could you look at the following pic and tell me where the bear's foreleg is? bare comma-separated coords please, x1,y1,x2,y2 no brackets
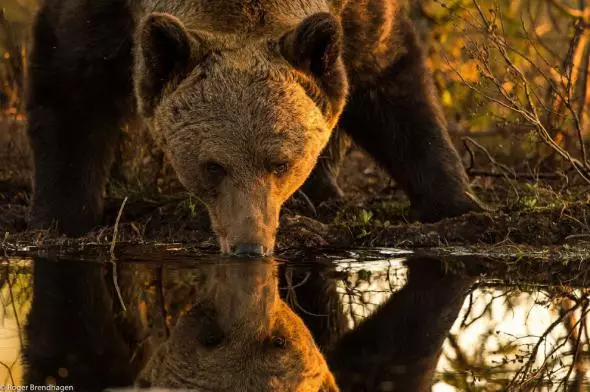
26,4,134,236
341,17,483,222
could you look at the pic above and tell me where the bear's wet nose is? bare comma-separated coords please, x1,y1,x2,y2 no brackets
232,243,266,257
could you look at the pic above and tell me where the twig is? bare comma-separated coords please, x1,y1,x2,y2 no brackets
109,197,128,313
558,300,588,390
296,190,317,217
468,169,565,180
110,196,128,257
0,361,15,385
565,234,590,241
4,265,22,350
507,300,582,388
463,136,516,177
156,266,170,338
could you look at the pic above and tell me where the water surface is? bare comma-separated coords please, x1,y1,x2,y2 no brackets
0,246,588,391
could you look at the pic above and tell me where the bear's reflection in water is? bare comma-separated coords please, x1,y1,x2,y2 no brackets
24,256,475,391
137,261,337,390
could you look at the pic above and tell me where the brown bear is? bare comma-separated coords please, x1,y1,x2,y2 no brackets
26,0,482,255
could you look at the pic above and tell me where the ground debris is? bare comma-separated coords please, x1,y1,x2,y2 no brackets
1,149,589,253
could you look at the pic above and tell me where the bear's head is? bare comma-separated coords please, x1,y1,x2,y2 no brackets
135,12,348,256
136,260,339,391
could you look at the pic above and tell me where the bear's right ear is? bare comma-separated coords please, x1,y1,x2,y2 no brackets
279,13,343,80
279,13,348,121
136,13,205,117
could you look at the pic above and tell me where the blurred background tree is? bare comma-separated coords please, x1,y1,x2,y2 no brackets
0,0,37,111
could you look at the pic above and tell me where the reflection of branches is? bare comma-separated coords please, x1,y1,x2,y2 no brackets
461,287,510,329
558,298,589,391
337,259,590,389
337,261,407,328
283,269,328,318
0,361,15,385
437,282,590,391
510,300,580,388
4,264,23,348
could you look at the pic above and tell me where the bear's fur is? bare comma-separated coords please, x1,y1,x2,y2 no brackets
26,0,482,254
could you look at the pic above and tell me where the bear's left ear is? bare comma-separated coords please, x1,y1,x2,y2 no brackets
136,13,206,117
280,13,343,79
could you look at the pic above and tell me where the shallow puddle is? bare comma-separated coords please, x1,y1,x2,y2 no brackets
0,246,588,391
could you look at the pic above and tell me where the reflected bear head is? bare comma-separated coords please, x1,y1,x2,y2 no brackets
136,260,338,391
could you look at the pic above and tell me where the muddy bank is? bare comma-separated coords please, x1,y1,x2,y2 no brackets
1,144,589,253
1,183,589,256
279,202,590,249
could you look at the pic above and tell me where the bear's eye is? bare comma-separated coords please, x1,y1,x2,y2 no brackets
203,161,227,184
271,335,287,348
272,163,289,177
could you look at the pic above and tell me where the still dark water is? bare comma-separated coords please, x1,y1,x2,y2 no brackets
0,246,588,391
